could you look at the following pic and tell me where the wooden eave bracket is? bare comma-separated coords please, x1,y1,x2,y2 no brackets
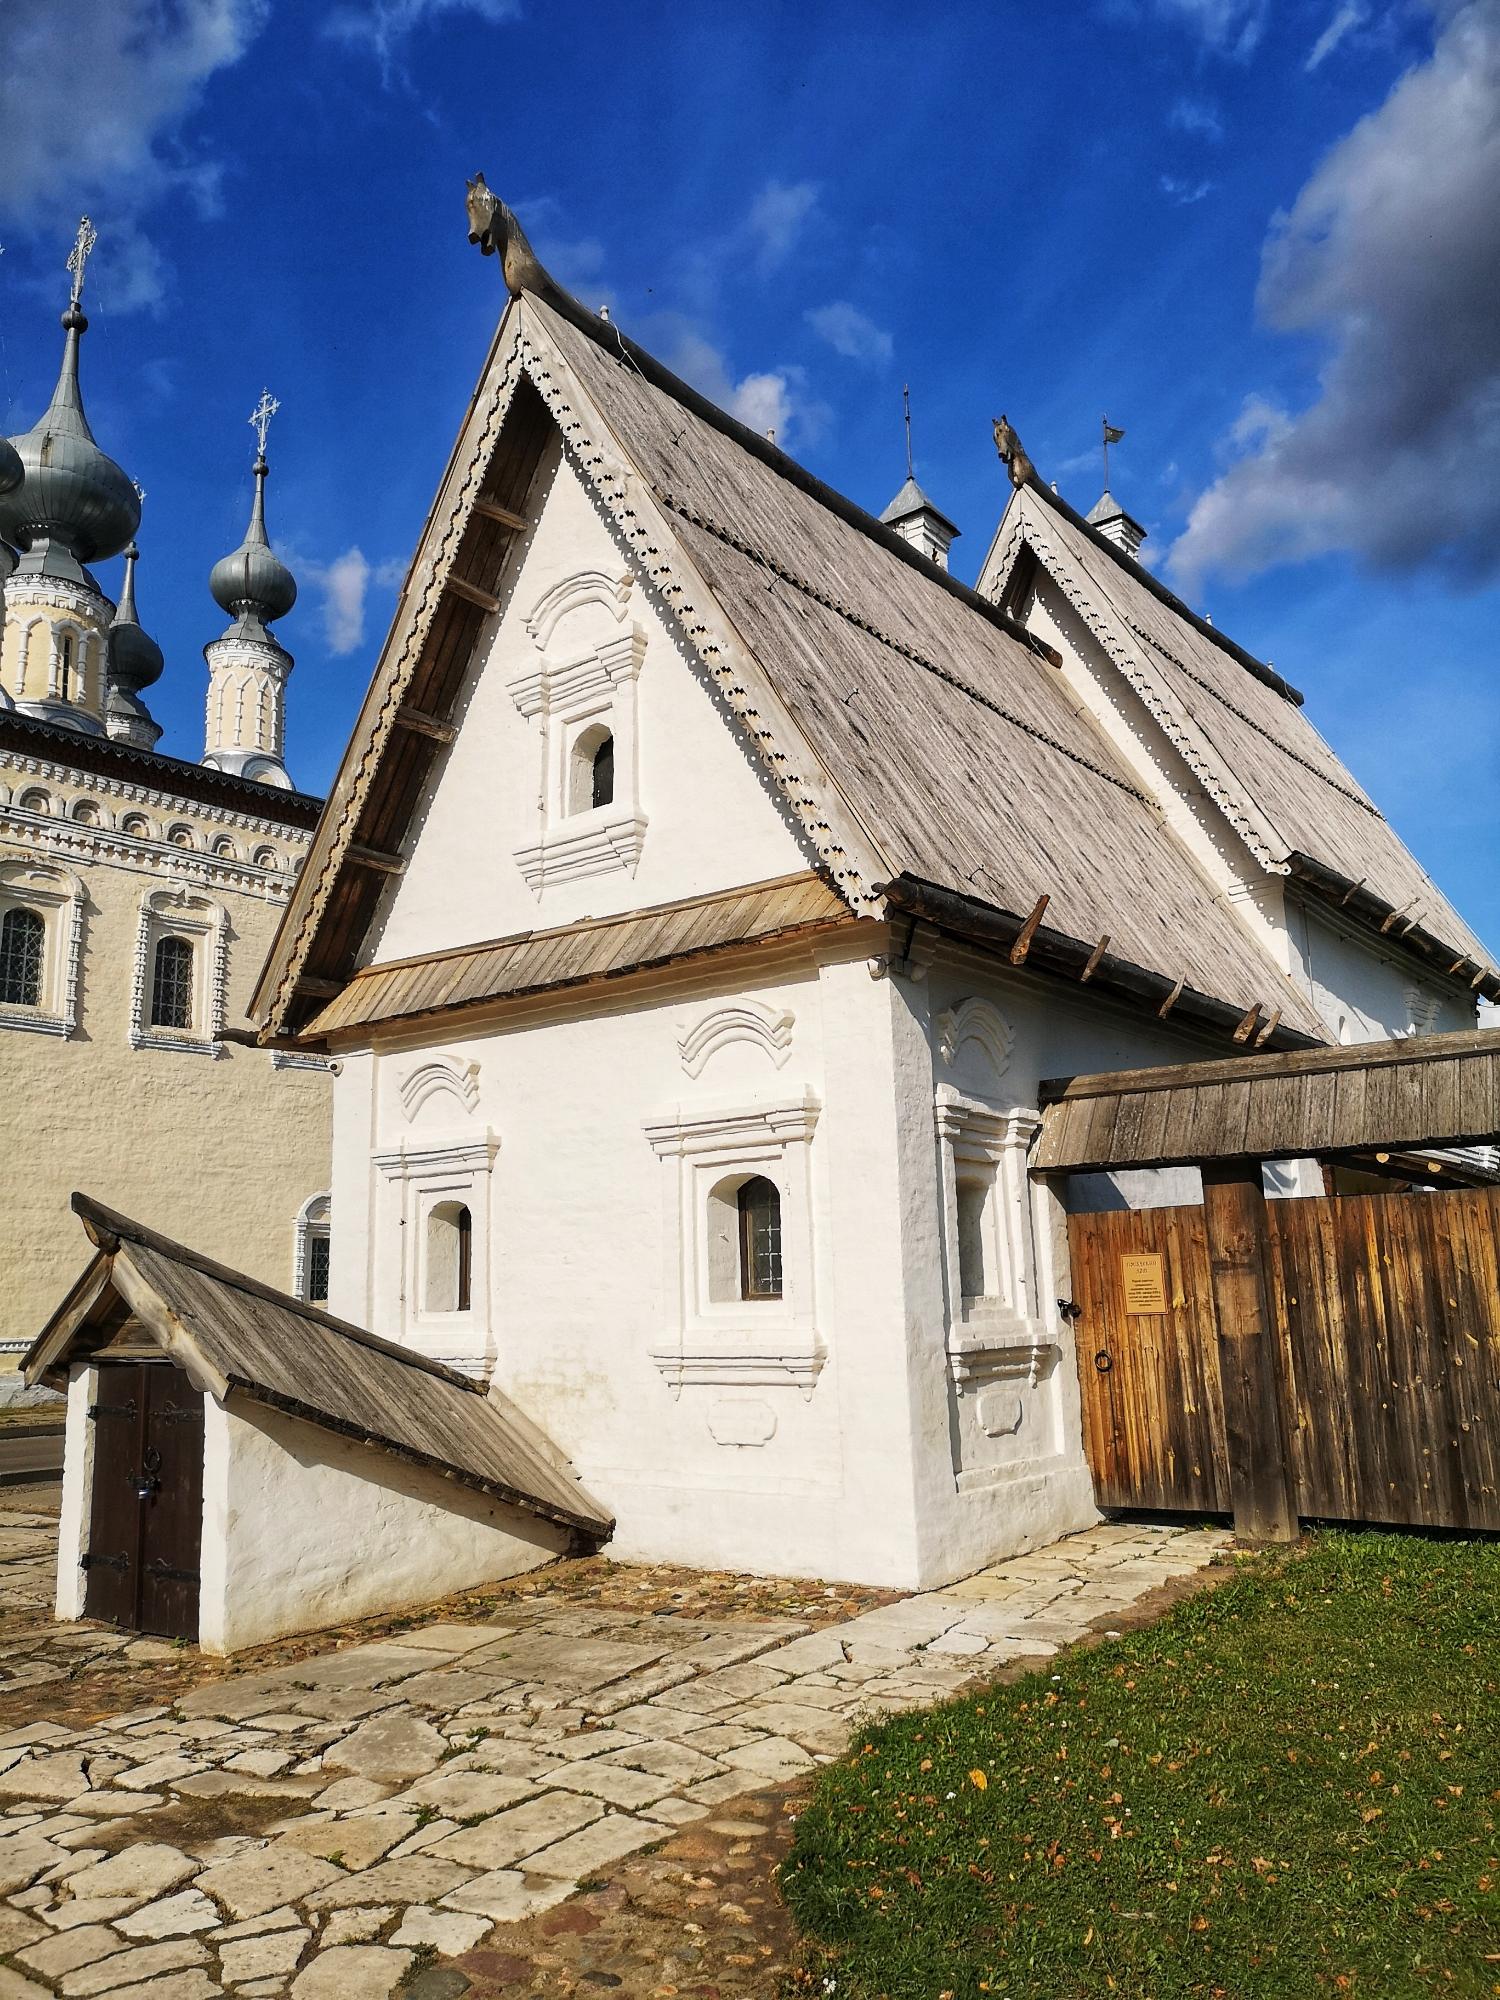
446,575,503,616
1008,894,1050,966
347,843,406,877
393,704,457,745
470,496,530,532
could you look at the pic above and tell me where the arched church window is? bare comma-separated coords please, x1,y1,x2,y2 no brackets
150,935,194,1030
17,789,50,816
591,733,614,810
57,632,74,701
737,1176,782,1301
0,908,45,1009
167,824,195,849
121,813,151,839
211,836,237,860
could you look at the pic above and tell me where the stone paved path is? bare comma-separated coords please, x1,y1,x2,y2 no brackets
0,1518,1229,1996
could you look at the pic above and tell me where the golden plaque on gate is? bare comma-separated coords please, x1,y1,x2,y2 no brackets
1121,1252,1168,1314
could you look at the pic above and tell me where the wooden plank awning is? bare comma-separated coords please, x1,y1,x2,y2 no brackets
26,1196,613,1541
293,871,854,1043
1035,1026,1500,1172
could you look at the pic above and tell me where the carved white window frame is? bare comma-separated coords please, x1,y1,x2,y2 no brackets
372,1134,500,1375
293,1191,332,1304
643,1092,823,1398
0,858,85,1039
935,1085,1051,1393
129,886,229,1056
509,571,648,893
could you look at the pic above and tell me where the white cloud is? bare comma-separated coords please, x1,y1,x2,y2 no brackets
1169,1,1500,588
806,301,894,364
1160,174,1217,203
647,316,827,446
730,373,795,438
0,0,268,312
323,0,522,81
1307,1,1368,69
746,180,819,271
290,546,404,657
1149,0,1268,56
1170,94,1225,139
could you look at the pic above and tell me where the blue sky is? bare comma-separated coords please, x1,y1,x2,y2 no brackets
2,0,1497,941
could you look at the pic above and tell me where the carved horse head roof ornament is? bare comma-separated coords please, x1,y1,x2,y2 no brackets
465,175,575,315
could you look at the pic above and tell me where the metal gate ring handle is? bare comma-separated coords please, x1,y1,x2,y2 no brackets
1094,1350,1113,1374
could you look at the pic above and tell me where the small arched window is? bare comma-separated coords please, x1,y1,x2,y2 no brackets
252,846,278,869
57,631,74,701
70,799,100,826
17,789,50,816
121,813,151,839
956,1177,990,1301
150,935,194,1030
211,836,237,859
569,723,615,815
0,907,45,1009
167,825,195,849
425,1201,473,1313
737,1176,782,1301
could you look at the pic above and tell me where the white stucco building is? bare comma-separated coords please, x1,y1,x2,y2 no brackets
239,209,1495,1599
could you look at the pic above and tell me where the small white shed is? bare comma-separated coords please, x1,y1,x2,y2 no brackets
26,1194,612,1652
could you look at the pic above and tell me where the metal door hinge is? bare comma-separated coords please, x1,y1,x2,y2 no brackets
87,1400,138,1422
81,1551,129,1572
145,1558,200,1586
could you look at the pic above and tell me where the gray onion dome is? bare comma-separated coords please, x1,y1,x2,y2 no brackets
108,544,164,692
0,308,141,563
210,455,297,627
0,435,22,499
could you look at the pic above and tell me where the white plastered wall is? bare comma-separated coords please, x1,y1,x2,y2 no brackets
365,437,813,966
197,1397,568,1654
54,1362,97,1620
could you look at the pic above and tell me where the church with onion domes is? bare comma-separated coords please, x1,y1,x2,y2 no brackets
0,222,331,1393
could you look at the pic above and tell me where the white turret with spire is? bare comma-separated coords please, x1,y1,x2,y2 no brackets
878,386,960,569
202,391,298,789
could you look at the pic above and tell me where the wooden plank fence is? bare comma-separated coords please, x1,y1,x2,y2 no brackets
1068,1184,1500,1534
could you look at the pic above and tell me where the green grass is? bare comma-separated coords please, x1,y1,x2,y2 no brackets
781,1533,1499,1999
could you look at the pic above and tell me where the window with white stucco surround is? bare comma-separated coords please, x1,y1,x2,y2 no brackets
293,1192,332,1307
643,1093,823,1398
129,887,229,1056
372,1133,499,1374
932,999,1054,1415
0,859,85,1038
508,569,647,892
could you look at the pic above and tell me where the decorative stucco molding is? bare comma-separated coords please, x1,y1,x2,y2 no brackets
128,885,230,1057
399,1055,482,1122
524,568,633,650
643,1091,824,1401
677,1000,795,1079
934,1086,1047,1395
936,996,1014,1082
0,857,86,1039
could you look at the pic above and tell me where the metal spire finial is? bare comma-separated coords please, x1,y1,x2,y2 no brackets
249,388,280,462
67,217,97,311
903,383,914,480
1102,415,1125,492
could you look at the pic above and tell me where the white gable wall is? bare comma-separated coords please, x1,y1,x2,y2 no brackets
1016,569,1462,1046
367,437,814,967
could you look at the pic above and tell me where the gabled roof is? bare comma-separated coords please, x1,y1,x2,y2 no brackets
252,272,1329,1049
980,480,1497,1001
26,1194,612,1541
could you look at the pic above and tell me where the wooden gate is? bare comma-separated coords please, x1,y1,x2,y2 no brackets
84,1362,204,1639
1067,1185,1500,1532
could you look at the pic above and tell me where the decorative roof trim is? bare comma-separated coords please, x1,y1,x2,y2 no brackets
990,491,1292,878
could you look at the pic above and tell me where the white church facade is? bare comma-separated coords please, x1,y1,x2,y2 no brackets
232,208,1493,1600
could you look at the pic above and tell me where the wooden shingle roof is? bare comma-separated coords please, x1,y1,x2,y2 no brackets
982,482,1497,998
26,1195,613,1540
302,872,853,1039
252,274,1352,1047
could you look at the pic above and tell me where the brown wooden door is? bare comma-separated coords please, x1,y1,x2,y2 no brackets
1067,1205,1231,1513
84,1362,204,1640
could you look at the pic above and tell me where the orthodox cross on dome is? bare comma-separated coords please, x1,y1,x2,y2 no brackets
249,388,280,461
66,217,97,310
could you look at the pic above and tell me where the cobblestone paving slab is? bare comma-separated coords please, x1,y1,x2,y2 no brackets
0,1495,1228,1994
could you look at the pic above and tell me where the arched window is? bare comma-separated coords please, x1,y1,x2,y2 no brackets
425,1202,473,1313
121,813,151,839
17,789,50,816
211,836,237,860
70,799,100,826
252,846,278,869
737,1176,782,1300
167,824,195,849
0,908,44,1009
568,723,614,815
150,935,194,1030
57,631,74,701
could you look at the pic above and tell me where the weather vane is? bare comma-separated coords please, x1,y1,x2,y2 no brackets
249,388,280,461
66,216,97,310
1102,414,1125,489
903,383,914,480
